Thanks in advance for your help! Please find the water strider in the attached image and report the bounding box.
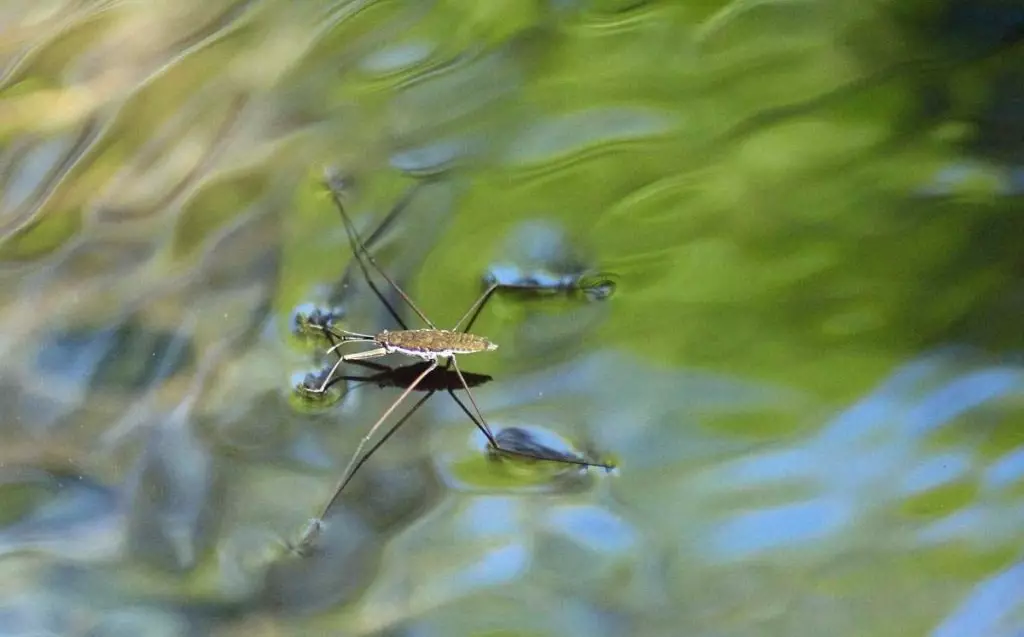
[295,172,614,551]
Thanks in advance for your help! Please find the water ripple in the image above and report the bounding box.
[503,107,679,167]
[931,560,1024,637]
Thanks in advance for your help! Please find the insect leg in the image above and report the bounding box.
[330,182,419,330]
[309,359,438,523]
[324,177,436,329]
[308,347,389,394]
[453,272,615,335]
[452,283,502,333]
[297,388,436,551]
[448,357,613,470]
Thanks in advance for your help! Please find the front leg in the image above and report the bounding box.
[305,347,389,394]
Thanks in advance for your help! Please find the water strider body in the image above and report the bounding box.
[379,328,497,358]
[294,172,613,552]
[325,328,498,368]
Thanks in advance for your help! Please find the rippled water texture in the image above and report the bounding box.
[1,1,1023,635]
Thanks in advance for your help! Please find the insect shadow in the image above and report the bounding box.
[304,357,494,397]
[293,169,614,552]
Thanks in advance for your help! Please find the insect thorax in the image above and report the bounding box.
[377,329,496,357]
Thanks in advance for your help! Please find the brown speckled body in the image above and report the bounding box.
[376,329,497,359]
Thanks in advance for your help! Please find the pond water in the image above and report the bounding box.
[1,1,1023,635]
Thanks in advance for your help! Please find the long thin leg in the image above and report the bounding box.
[318,325,391,374]
[442,284,498,376]
[448,356,499,441]
[317,326,377,341]
[445,387,492,437]
[310,359,438,521]
[308,347,389,394]
[454,274,613,335]
[313,325,393,394]
[325,336,376,357]
[359,180,425,263]
[326,390,434,514]
[330,183,420,331]
[325,182,436,329]
[325,170,425,262]
[295,389,436,553]
[452,283,501,333]
[448,357,612,469]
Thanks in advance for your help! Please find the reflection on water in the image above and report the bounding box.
[1,1,1023,636]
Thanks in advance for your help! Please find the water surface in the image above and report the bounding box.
[1,1,1023,635]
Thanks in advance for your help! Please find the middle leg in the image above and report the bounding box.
[448,356,613,470]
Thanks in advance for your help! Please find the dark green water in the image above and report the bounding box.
[1,1,1023,635]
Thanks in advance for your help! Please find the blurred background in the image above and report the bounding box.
[0,0,1022,635]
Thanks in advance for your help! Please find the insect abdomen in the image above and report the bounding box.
[378,329,495,355]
